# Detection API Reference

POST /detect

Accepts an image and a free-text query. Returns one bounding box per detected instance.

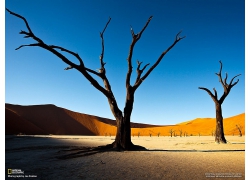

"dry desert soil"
[5,135,245,180]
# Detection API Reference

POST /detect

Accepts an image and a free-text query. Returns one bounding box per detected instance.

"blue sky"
[5,0,245,125]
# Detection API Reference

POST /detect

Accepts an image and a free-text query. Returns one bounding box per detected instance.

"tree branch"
[213,88,218,100]
[99,17,111,71]
[200,61,241,105]
[126,16,153,89]
[15,43,40,50]
[6,8,44,44]
[50,45,84,66]
[198,87,218,103]
[215,60,226,87]
[223,72,228,86]
[229,74,241,87]
[135,60,150,84]
[134,30,185,89]
[7,8,116,101]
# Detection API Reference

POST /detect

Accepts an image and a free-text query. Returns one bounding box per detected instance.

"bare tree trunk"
[236,124,242,137]
[199,61,241,144]
[113,116,133,149]
[215,103,227,143]
[111,87,135,150]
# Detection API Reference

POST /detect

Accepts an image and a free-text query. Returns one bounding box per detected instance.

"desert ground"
[5,135,245,180]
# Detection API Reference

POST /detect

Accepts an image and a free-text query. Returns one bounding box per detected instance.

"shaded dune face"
[5,103,245,136]
[5,108,47,135]
[5,104,95,135]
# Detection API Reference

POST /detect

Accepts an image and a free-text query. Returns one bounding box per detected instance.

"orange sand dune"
[5,103,245,136]
[131,113,245,137]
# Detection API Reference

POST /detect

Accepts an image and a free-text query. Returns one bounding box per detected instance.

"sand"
[5,104,245,137]
[5,135,245,179]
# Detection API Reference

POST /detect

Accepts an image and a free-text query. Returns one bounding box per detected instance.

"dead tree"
[199,61,241,144]
[236,125,242,137]
[179,129,183,137]
[169,129,175,137]
[174,132,177,137]
[183,131,187,137]
[7,8,185,150]
[211,129,214,137]
[157,132,160,137]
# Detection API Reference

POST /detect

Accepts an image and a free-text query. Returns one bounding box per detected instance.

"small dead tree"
[149,133,152,137]
[211,130,215,137]
[183,131,187,137]
[199,61,241,144]
[236,125,242,137]
[169,129,175,137]
[7,9,185,150]
[138,132,140,138]
[157,132,160,137]
[174,132,177,137]
[179,129,183,137]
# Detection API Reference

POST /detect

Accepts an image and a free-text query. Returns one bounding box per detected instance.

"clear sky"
[5,0,245,125]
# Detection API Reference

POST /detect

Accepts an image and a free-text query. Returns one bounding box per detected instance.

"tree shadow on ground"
[56,144,147,159]
[55,144,245,160]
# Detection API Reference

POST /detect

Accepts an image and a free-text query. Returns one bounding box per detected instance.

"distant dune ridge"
[5,103,245,136]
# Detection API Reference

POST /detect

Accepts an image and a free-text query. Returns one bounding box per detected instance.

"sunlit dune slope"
[5,103,244,136]
[131,113,245,136]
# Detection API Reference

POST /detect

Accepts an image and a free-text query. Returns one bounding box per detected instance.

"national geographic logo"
[7,169,37,178]
[7,169,24,174]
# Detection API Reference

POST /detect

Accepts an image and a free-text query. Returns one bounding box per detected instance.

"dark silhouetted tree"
[236,124,242,137]
[199,61,241,144]
[157,132,160,137]
[7,8,185,150]
[179,129,183,137]
[169,129,175,137]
